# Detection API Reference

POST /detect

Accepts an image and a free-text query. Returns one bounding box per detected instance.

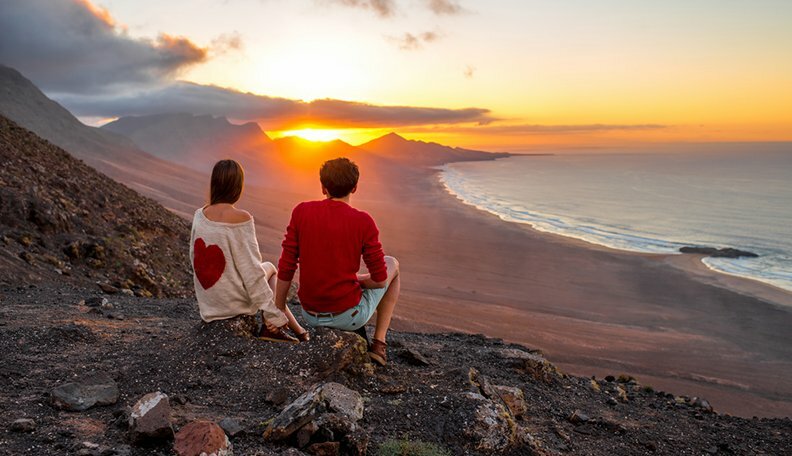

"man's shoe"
[368,339,388,366]
[296,331,311,342]
[258,326,299,343]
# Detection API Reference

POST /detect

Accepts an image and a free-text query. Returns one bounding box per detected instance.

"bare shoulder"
[203,204,252,223]
[227,208,253,223]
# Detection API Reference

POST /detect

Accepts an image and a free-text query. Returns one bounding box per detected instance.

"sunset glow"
[12,0,792,150]
[275,129,343,143]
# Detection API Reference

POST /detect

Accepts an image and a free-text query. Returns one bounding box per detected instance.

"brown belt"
[304,309,347,318]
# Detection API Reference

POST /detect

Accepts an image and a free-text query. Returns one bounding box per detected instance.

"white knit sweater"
[189,208,288,326]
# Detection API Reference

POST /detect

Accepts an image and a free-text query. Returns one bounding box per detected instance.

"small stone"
[98,283,119,294]
[492,385,527,418]
[296,421,319,448]
[218,417,244,437]
[568,410,589,424]
[342,428,369,456]
[84,297,107,308]
[589,378,601,392]
[306,442,340,456]
[100,300,114,310]
[120,288,135,296]
[315,413,357,436]
[100,444,132,456]
[691,397,714,413]
[51,372,119,411]
[606,397,618,406]
[400,347,431,366]
[265,388,290,406]
[174,420,232,456]
[128,392,173,444]
[104,311,125,320]
[10,418,36,432]
[604,375,615,382]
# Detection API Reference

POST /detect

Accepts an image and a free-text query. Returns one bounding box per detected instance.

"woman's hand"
[265,320,286,332]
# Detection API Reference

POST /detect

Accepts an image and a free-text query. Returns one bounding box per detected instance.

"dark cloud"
[390,31,440,50]
[427,0,463,15]
[1,0,494,130]
[0,0,207,94]
[55,81,494,129]
[323,0,396,18]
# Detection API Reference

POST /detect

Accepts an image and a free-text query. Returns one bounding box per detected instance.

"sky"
[1,0,791,151]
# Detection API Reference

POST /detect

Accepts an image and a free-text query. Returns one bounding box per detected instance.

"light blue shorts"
[301,285,388,331]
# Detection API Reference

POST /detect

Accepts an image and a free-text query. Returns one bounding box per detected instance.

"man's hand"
[357,272,386,289]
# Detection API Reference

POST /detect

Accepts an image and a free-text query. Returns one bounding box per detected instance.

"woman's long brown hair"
[210,159,244,205]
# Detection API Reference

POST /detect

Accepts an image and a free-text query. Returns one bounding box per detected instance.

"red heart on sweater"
[193,238,225,290]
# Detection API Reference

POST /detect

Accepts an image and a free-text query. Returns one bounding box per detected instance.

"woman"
[190,159,308,342]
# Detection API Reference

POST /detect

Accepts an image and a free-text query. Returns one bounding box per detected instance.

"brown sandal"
[368,339,388,366]
[258,326,299,343]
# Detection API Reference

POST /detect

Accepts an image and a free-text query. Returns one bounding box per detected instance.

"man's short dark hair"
[320,157,360,198]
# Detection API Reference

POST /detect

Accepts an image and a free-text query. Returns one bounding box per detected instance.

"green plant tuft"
[377,439,450,456]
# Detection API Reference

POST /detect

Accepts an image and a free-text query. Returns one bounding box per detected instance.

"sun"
[278,128,341,142]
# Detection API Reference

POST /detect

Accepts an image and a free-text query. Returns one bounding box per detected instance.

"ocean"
[439,148,792,293]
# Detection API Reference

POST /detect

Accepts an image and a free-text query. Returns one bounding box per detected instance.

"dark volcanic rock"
[9,418,36,432]
[128,391,174,444]
[218,417,244,437]
[679,246,759,258]
[50,372,119,411]
[264,382,364,442]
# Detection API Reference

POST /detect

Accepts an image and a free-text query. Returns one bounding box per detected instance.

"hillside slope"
[0,65,208,218]
[360,132,510,166]
[0,115,191,297]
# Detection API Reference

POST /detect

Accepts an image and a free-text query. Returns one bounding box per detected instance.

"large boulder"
[50,372,119,411]
[264,382,364,442]
[497,347,563,384]
[128,392,174,444]
[174,420,233,456]
[462,391,516,453]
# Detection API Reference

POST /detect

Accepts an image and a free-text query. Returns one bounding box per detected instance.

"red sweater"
[277,199,388,313]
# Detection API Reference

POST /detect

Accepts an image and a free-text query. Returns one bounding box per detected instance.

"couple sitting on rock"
[189,157,400,366]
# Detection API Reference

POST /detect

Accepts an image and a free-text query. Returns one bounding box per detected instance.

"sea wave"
[439,164,792,293]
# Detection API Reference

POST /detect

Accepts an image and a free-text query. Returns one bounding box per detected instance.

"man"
[274,157,400,365]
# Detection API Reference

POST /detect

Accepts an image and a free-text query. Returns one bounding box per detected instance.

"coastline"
[348,165,792,418]
[439,162,792,308]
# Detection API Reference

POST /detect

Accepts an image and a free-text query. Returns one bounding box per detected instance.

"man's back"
[277,199,387,313]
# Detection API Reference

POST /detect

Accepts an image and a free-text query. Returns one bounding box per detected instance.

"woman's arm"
[231,223,288,327]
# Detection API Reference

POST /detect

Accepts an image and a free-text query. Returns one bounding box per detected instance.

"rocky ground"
[0,115,191,298]
[1,283,789,456]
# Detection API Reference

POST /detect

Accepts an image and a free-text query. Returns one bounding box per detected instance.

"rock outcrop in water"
[679,246,759,259]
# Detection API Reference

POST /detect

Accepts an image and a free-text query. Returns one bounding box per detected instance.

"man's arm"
[274,278,291,311]
[356,272,384,289]
[361,214,388,288]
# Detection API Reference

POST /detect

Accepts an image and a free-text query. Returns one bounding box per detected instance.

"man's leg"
[373,256,400,343]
